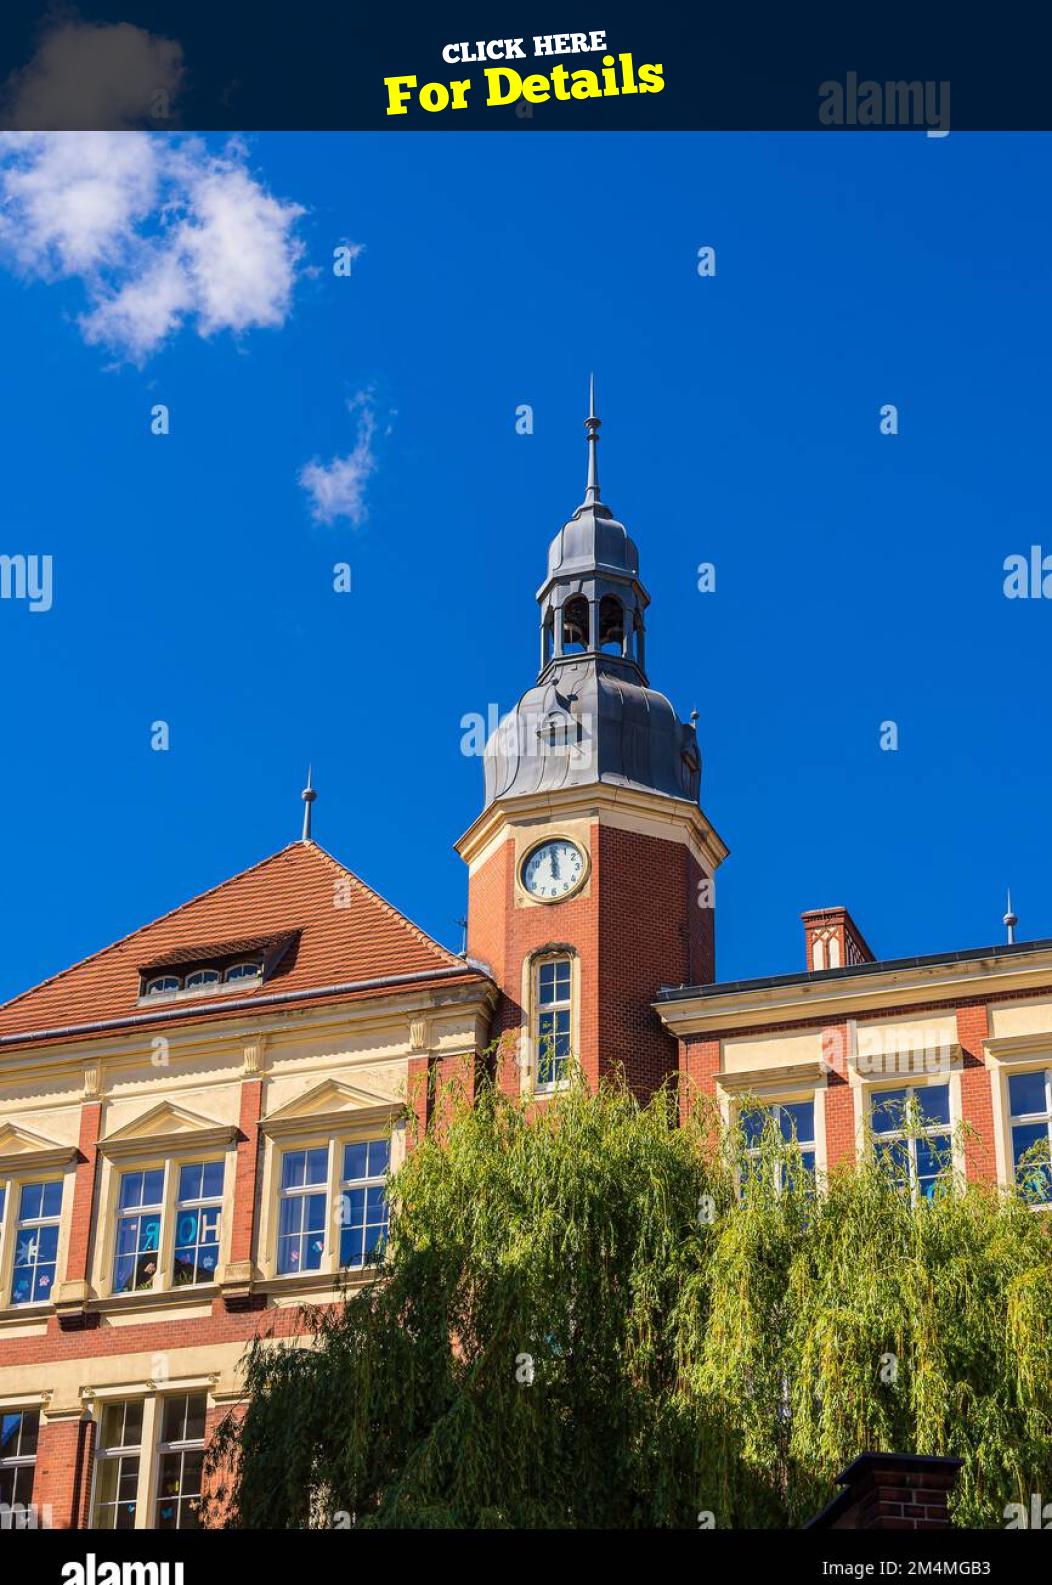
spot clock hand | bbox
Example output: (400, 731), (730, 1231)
(551, 848), (560, 880)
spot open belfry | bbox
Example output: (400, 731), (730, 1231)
(3, 390), (1052, 1529)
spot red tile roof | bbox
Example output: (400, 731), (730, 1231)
(0, 842), (486, 1046)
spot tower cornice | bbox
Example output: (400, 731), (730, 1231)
(456, 781), (729, 877)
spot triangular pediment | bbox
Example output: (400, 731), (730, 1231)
(262, 1077), (399, 1133)
(0, 1121), (74, 1165)
(100, 1100), (236, 1155)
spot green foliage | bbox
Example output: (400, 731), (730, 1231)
(208, 1067), (1052, 1529)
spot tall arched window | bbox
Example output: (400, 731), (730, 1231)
(598, 595), (624, 655)
(533, 954), (574, 1090)
(561, 596), (589, 654)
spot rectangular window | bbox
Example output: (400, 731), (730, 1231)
(277, 1147), (329, 1275)
(172, 1162), (224, 1286)
(11, 1181), (62, 1305)
(113, 1169), (165, 1294)
(0, 1410), (38, 1509)
(536, 957), (572, 1089)
(338, 1140), (390, 1269)
(1008, 1070), (1052, 1204)
(871, 1084), (952, 1201)
(742, 1100), (816, 1196)
(92, 1400), (143, 1529)
(154, 1392), (207, 1530)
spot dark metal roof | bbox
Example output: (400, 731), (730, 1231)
(657, 936), (1052, 1003)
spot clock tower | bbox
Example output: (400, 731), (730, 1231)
(457, 385), (727, 1099)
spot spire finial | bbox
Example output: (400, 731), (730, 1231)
(584, 372), (601, 504)
(1004, 887), (1018, 945)
(301, 765), (317, 842)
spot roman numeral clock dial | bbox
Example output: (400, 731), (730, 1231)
(520, 838), (586, 902)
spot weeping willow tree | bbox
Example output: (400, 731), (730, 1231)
(207, 1065), (1052, 1529)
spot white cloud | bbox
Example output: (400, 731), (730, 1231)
(1, 19), (184, 132)
(0, 132), (308, 361)
(300, 396), (378, 527)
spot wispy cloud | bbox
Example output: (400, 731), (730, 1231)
(299, 394), (379, 527)
(0, 132), (308, 362)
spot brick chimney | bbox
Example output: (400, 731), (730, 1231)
(802, 906), (875, 973)
(805, 1452), (963, 1530)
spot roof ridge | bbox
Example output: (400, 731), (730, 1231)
(306, 841), (463, 968)
(0, 842), (308, 1017)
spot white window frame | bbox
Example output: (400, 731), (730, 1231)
(1005, 1066), (1052, 1204)
(90, 1398), (146, 1530)
(867, 1079), (955, 1202)
(8, 1178), (64, 1308)
(524, 951), (578, 1096)
(152, 1391), (208, 1530)
(224, 962), (261, 985)
(0, 1407), (39, 1512)
(98, 1153), (230, 1301)
(266, 1132), (394, 1284)
(740, 1096), (818, 1197)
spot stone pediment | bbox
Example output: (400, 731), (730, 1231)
(261, 1077), (401, 1137)
(0, 1122), (77, 1172)
(99, 1100), (238, 1159)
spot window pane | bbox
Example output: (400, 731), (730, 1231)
(201, 1161), (224, 1200)
(178, 1164), (203, 1202)
(305, 1147), (328, 1184)
(741, 1108), (766, 1148)
(343, 1141), (368, 1181)
(781, 1102), (814, 1143)
(1013, 1121), (1052, 1202)
(282, 1150), (306, 1190)
(871, 1090), (906, 1134)
(917, 1085), (950, 1128)
(19, 1183), (42, 1221)
(916, 1134), (951, 1195)
(876, 1137), (910, 1186)
(1009, 1071), (1048, 1118)
(40, 1181), (63, 1218)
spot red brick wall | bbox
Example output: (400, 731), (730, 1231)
(228, 1078), (263, 1267)
(956, 1002), (996, 1183)
(467, 830), (600, 1094)
(33, 1414), (94, 1529)
(597, 825), (713, 1101)
(64, 1101), (102, 1287)
(675, 1001), (1014, 1181)
(467, 822), (712, 1102)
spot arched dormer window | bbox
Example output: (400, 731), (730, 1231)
(561, 596), (589, 654)
(598, 595), (624, 655)
(225, 962), (262, 984)
(144, 975), (180, 997)
(185, 969), (221, 990)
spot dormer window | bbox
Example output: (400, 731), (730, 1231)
(144, 976), (180, 997)
(137, 935), (296, 1006)
(184, 970), (220, 990)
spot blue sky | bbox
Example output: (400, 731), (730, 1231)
(0, 131), (1049, 1004)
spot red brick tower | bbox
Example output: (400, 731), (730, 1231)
(457, 386), (727, 1100)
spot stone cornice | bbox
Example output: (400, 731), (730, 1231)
(456, 782), (729, 874)
(656, 947), (1052, 1038)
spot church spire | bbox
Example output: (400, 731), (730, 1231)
(584, 372), (601, 505)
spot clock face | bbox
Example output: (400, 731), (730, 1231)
(521, 838), (586, 901)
